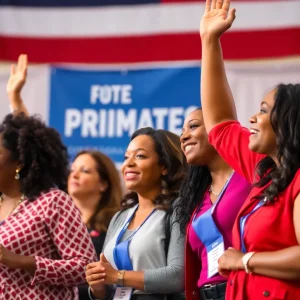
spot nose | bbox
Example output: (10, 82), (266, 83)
(122, 155), (136, 170)
(249, 113), (257, 124)
(180, 130), (190, 143)
(70, 169), (80, 179)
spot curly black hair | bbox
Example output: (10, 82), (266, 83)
(0, 113), (69, 201)
(255, 83), (300, 203)
(121, 127), (186, 211)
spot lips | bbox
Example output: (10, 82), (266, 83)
(124, 171), (140, 180)
(69, 181), (80, 188)
(184, 143), (196, 153)
(250, 128), (259, 135)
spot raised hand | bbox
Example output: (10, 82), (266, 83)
(200, 0), (236, 39)
(7, 54), (28, 96)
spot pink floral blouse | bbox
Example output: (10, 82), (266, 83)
(0, 189), (97, 300)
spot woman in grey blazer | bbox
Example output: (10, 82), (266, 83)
(86, 127), (186, 300)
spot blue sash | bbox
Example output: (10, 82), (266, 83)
(240, 198), (266, 253)
(113, 206), (156, 270)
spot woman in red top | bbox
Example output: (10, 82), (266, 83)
(199, 1), (300, 299)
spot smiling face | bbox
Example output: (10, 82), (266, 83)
(121, 135), (164, 195)
(68, 153), (107, 200)
(249, 90), (277, 156)
(180, 109), (218, 165)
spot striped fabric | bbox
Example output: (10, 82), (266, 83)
(0, 0), (299, 63)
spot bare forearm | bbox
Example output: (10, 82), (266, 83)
(201, 35), (237, 133)
(9, 255), (36, 276)
(8, 93), (29, 116)
(249, 246), (300, 280)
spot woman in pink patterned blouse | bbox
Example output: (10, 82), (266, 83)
(0, 113), (97, 300)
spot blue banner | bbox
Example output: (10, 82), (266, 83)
(49, 66), (200, 163)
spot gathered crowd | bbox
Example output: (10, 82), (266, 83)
(0, 1), (300, 299)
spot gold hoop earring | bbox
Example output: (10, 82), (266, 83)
(15, 168), (21, 180)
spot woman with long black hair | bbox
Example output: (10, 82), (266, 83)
(176, 108), (251, 300)
(200, 0), (300, 299)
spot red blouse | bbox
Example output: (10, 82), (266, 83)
(209, 120), (300, 300)
(0, 189), (97, 300)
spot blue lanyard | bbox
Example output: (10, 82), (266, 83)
(240, 198), (266, 253)
(113, 205), (156, 270)
(115, 205), (156, 245)
(192, 172), (234, 249)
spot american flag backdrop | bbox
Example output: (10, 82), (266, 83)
(0, 0), (299, 63)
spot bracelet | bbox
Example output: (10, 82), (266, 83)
(242, 251), (256, 274)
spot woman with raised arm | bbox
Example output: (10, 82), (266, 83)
(5, 55), (123, 300)
(200, 0), (300, 299)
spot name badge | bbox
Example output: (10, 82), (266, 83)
(207, 236), (225, 278)
(113, 287), (133, 300)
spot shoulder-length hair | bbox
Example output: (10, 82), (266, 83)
(121, 127), (186, 211)
(74, 150), (122, 232)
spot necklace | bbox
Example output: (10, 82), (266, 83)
(0, 194), (25, 220)
(209, 170), (234, 197)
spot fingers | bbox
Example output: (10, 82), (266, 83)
(86, 265), (105, 277)
(211, 0), (216, 10)
(216, 0), (223, 9)
(222, 0), (230, 11)
(17, 54), (28, 72)
(86, 272), (106, 283)
(205, 0), (211, 12)
(88, 279), (105, 287)
(227, 8), (236, 25)
(86, 262), (99, 270)
(100, 253), (108, 263)
(10, 64), (16, 76)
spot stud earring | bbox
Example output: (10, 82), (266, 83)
(15, 168), (21, 180)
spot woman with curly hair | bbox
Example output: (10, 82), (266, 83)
(176, 108), (251, 300)
(0, 113), (97, 300)
(199, 0), (300, 299)
(5, 55), (123, 300)
(86, 127), (186, 300)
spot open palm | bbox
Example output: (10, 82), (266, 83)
(200, 0), (236, 38)
(6, 54), (28, 95)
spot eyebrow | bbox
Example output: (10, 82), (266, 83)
(126, 147), (149, 153)
(261, 101), (269, 107)
(188, 119), (201, 123)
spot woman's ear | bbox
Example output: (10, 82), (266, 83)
(99, 181), (108, 193)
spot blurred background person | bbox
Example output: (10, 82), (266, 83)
(69, 150), (122, 256)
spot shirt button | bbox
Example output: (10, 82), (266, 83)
(263, 290), (270, 297)
(229, 280), (233, 286)
(192, 291), (197, 297)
